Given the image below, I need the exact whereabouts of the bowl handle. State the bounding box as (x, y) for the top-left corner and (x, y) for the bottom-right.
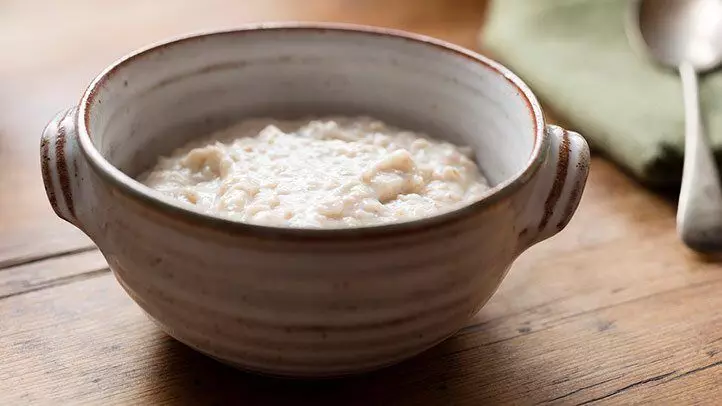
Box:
(40, 106), (87, 231)
(516, 125), (590, 254)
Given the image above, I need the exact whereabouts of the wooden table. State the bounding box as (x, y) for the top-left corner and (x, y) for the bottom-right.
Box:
(2, 1), (721, 404)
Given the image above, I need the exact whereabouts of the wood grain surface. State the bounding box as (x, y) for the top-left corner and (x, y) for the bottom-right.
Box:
(2, 0), (721, 404)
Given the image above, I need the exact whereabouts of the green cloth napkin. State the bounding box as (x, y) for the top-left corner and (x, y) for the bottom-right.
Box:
(482, 0), (722, 187)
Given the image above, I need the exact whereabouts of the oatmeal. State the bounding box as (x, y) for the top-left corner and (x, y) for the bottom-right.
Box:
(140, 117), (490, 228)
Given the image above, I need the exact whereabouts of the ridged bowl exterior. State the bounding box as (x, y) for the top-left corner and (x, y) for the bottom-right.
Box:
(105, 184), (517, 377)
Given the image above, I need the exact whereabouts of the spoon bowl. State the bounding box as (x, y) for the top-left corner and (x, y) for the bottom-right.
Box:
(629, 0), (722, 72)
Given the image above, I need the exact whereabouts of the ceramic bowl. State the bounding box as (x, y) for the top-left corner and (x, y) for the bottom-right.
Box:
(40, 24), (590, 377)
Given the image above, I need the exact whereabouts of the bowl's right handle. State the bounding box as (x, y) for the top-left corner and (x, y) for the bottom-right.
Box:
(516, 125), (591, 254)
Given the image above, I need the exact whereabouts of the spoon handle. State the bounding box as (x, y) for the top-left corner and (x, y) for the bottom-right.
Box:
(677, 62), (722, 252)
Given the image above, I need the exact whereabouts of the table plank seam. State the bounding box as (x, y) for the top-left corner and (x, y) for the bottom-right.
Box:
(0, 266), (109, 301)
(534, 375), (622, 404)
(0, 245), (97, 271)
(548, 342), (722, 403)
(656, 359), (722, 386)
(549, 277), (722, 326)
(575, 371), (678, 405)
(446, 277), (722, 358)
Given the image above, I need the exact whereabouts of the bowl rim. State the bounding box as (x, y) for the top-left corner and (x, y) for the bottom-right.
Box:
(76, 22), (547, 240)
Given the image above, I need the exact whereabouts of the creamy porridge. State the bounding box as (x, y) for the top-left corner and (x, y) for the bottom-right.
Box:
(140, 117), (490, 228)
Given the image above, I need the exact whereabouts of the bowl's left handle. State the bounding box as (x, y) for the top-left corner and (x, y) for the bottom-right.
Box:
(40, 106), (85, 230)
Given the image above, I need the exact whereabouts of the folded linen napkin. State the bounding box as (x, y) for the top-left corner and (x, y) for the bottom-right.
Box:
(482, 0), (722, 187)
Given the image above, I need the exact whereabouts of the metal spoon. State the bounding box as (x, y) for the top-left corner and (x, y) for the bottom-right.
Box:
(627, 0), (722, 252)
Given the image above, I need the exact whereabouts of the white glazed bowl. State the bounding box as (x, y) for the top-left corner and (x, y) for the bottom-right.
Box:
(40, 24), (589, 377)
